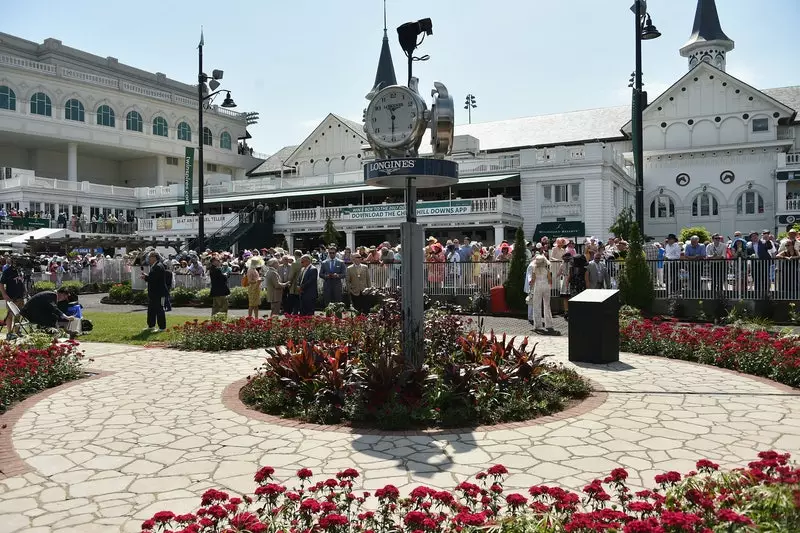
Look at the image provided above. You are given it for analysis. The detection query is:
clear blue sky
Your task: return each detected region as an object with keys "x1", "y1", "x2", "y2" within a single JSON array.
[{"x1": 3, "y1": 0, "x2": 798, "y2": 154}]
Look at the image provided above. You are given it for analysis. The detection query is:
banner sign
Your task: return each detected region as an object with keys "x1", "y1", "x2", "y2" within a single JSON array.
[
  {"x1": 364, "y1": 158, "x2": 459, "y2": 188},
  {"x1": 340, "y1": 200, "x2": 471, "y2": 220},
  {"x1": 8, "y1": 218, "x2": 49, "y2": 229},
  {"x1": 139, "y1": 214, "x2": 236, "y2": 233},
  {"x1": 532, "y1": 221, "x2": 586, "y2": 242},
  {"x1": 184, "y1": 146, "x2": 195, "y2": 213}
]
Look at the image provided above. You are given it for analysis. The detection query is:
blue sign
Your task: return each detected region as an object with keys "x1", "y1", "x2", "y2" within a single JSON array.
[
  {"x1": 364, "y1": 158, "x2": 459, "y2": 189},
  {"x1": 73, "y1": 248, "x2": 104, "y2": 255}
]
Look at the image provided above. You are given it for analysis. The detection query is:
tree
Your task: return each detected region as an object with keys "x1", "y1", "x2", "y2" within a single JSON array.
[
  {"x1": 320, "y1": 217, "x2": 343, "y2": 248},
  {"x1": 679, "y1": 226, "x2": 711, "y2": 244},
  {"x1": 504, "y1": 227, "x2": 528, "y2": 311},
  {"x1": 609, "y1": 206, "x2": 637, "y2": 242},
  {"x1": 618, "y1": 222, "x2": 654, "y2": 312}
]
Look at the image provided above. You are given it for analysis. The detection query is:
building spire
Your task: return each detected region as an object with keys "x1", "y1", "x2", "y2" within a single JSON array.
[
  {"x1": 366, "y1": 0, "x2": 397, "y2": 99},
  {"x1": 679, "y1": 0, "x2": 734, "y2": 72}
]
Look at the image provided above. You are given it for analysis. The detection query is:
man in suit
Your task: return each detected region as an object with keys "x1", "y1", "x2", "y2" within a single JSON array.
[
  {"x1": 346, "y1": 253, "x2": 371, "y2": 314},
  {"x1": 140, "y1": 251, "x2": 168, "y2": 331},
  {"x1": 319, "y1": 245, "x2": 346, "y2": 307},
  {"x1": 265, "y1": 258, "x2": 289, "y2": 316},
  {"x1": 298, "y1": 254, "x2": 318, "y2": 316},
  {"x1": 287, "y1": 250, "x2": 303, "y2": 314},
  {"x1": 587, "y1": 252, "x2": 610, "y2": 289},
  {"x1": 748, "y1": 230, "x2": 773, "y2": 298}
]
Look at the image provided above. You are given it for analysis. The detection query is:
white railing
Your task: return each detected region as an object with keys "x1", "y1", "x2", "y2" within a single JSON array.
[
  {"x1": 540, "y1": 202, "x2": 582, "y2": 218},
  {"x1": 453, "y1": 156, "x2": 520, "y2": 174},
  {"x1": 787, "y1": 152, "x2": 800, "y2": 166},
  {"x1": 121, "y1": 81, "x2": 172, "y2": 102},
  {"x1": 61, "y1": 68, "x2": 119, "y2": 89},
  {"x1": 787, "y1": 198, "x2": 800, "y2": 211},
  {"x1": 0, "y1": 53, "x2": 58, "y2": 75}
]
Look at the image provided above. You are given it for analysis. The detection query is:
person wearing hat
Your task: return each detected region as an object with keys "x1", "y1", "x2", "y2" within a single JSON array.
[
  {"x1": 706, "y1": 233, "x2": 727, "y2": 293},
  {"x1": 748, "y1": 231, "x2": 773, "y2": 298},
  {"x1": 426, "y1": 241, "x2": 446, "y2": 288},
  {"x1": 245, "y1": 255, "x2": 265, "y2": 318},
  {"x1": 264, "y1": 258, "x2": 289, "y2": 316},
  {"x1": 320, "y1": 245, "x2": 346, "y2": 306},
  {"x1": 286, "y1": 250, "x2": 304, "y2": 314},
  {"x1": 209, "y1": 255, "x2": 231, "y2": 317},
  {"x1": 776, "y1": 229, "x2": 800, "y2": 296},
  {"x1": 664, "y1": 234, "x2": 682, "y2": 295},
  {"x1": 346, "y1": 253, "x2": 371, "y2": 314}
]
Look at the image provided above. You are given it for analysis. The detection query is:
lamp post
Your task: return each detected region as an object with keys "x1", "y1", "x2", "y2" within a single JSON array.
[
  {"x1": 631, "y1": 0, "x2": 660, "y2": 236},
  {"x1": 196, "y1": 32, "x2": 237, "y2": 251},
  {"x1": 464, "y1": 94, "x2": 477, "y2": 124}
]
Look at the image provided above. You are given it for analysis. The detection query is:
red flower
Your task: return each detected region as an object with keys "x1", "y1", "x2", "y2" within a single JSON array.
[
  {"x1": 152, "y1": 511, "x2": 175, "y2": 523},
  {"x1": 297, "y1": 468, "x2": 313, "y2": 479},
  {"x1": 716, "y1": 508, "x2": 753, "y2": 525},
  {"x1": 336, "y1": 468, "x2": 359, "y2": 480},
  {"x1": 487, "y1": 464, "x2": 508, "y2": 476},
  {"x1": 375, "y1": 485, "x2": 400, "y2": 501},
  {"x1": 254, "y1": 466, "x2": 275, "y2": 483},
  {"x1": 695, "y1": 459, "x2": 719, "y2": 472},
  {"x1": 318, "y1": 513, "x2": 349, "y2": 529},
  {"x1": 506, "y1": 493, "x2": 528, "y2": 507}
]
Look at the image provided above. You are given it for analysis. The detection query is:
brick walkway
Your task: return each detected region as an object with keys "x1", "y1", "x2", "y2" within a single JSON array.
[{"x1": 0, "y1": 336, "x2": 798, "y2": 532}]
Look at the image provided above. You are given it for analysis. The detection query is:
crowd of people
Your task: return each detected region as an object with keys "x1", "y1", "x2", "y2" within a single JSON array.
[{"x1": 0, "y1": 207, "x2": 136, "y2": 233}]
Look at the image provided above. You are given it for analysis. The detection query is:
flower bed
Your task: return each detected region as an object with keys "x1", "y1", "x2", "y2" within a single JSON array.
[
  {"x1": 620, "y1": 318, "x2": 800, "y2": 388},
  {"x1": 140, "y1": 451, "x2": 800, "y2": 533},
  {"x1": 0, "y1": 335, "x2": 87, "y2": 413}
]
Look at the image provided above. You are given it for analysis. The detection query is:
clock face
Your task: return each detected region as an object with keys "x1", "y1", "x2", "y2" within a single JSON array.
[{"x1": 365, "y1": 87, "x2": 423, "y2": 149}]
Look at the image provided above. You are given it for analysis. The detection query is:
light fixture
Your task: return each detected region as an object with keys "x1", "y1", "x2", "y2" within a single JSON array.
[
  {"x1": 221, "y1": 92, "x2": 237, "y2": 108},
  {"x1": 212, "y1": 69, "x2": 224, "y2": 80},
  {"x1": 209, "y1": 79, "x2": 220, "y2": 91},
  {"x1": 641, "y1": 14, "x2": 661, "y2": 40}
]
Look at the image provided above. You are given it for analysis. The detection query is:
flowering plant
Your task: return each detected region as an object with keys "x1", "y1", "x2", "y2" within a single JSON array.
[
  {"x1": 620, "y1": 318, "x2": 800, "y2": 387},
  {"x1": 0, "y1": 334, "x2": 87, "y2": 412},
  {"x1": 140, "y1": 451, "x2": 800, "y2": 533}
]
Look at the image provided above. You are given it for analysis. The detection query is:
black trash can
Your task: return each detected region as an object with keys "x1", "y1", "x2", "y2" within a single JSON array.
[{"x1": 568, "y1": 289, "x2": 619, "y2": 364}]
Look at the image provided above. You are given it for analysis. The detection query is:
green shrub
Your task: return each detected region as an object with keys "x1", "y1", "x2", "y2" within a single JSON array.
[
  {"x1": 227, "y1": 286, "x2": 250, "y2": 308},
  {"x1": 108, "y1": 283, "x2": 133, "y2": 302},
  {"x1": 503, "y1": 227, "x2": 527, "y2": 311},
  {"x1": 618, "y1": 222, "x2": 654, "y2": 312},
  {"x1": 679, "y1": 225, "x2": 711, "y2": 244},
  {"x1": 81, "y1": 282, "x2": 99, "y2": 294},
  {"x1": 60, "y1": 280, "x2": 84, "y2": 297},
  {"x1": 195, "y1": 288, "x2": 212, "y2": 307},
  {"x1": 97, "y1": 281, "x2": 119, "y2": 292},
  {"x1": 170, "y1": 287, "x2": 197, "y2": 306},
  {"x1": 32, "y1": 281, "x2": 56, "y2": 294},
  {"x1": 609, "y1": 205, "x2": 637, "y2": 241},
  {"x1": 132, "y1": 290, "x2": 149, "y2": 305}
]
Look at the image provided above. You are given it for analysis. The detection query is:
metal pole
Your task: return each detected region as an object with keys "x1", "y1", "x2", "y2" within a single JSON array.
[
  {"x1": 634, "y1": 0, "x2": 645, "y2": 236},
  {"x1": 197, "y1": 43, "x2": 205, "y2": 251},
  {"x1": 406, "y1": 177, "x2": 416, "y2": 223}
]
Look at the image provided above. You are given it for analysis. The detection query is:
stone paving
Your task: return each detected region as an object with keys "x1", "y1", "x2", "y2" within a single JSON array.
[{"x1": 0, "y1": 338, "x2": 799, "y2": 532}]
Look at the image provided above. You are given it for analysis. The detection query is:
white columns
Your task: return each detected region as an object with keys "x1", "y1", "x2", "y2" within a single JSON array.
[
  {"x1": 156, "y1": 156, "x2": 166, "y2": 186},
  {"x1": 284, "y1": 233, "x2": 294, "y2": 254},
  {"x1": 494, "y1": 224, "x2": 505, "y2": 246},
  {"x1": 345, "y1": 230, "x2": 355, "y2": 250},
  {"x1": 777, "y1": 181, "x2": 788, "y2": 212},
  {"x1": 67, "y1": 143, "x2": 78, "y2": 182}
]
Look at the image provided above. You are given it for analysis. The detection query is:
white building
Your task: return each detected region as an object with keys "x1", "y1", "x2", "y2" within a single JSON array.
[{"x1": 1, "y1": 0, "x2": 798, "y2": 251}]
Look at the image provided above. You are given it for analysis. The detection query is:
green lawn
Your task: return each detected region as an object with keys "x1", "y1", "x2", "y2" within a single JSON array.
[{"x1": 80, "y1": 312, "x2": 200, "y2": 345}]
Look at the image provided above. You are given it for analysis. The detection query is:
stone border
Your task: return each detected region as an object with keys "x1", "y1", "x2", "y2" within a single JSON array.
[
  {"x1": 0, "y1": 369, "x2": 113, "y2": 480},
  {"x1": 221, "y1": 377, "x2": 608, "y2": 436}
]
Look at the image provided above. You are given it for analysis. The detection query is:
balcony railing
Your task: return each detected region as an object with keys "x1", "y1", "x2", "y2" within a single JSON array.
[
  {"x1": 787, "y1": 198, "x2": 800, "y2": 211},
  {"x1": 1, "y1": 174, "x2": 136, "y2": 198},
  {"x1": 787, "y1": 152, "x2": 800, "y2": 166},
  {"x1": 540, "y1": 202, "x2": 582, "y2": 218}
]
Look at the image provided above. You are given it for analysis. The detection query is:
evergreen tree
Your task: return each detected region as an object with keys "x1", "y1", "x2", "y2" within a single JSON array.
[
  {"x1": 618, "y1": 221, "x2": 654, "y2": 311},
  {"x1": 609, "y1": 206, "x2": 637, "y2": 242},
  {"x1": 320, "y1": 217, "x2": 343, "y2": 248},
  {"x1": 504, "y1": 227, "x2": 528, "y2": 311}
]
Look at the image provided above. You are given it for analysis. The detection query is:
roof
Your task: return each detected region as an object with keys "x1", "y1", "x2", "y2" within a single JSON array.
[
  {"x1": 764, "y1": 86, "x2": 800, "y2": 118},
  {"x1": 420, "y1": 106, "x2": 632, "y2": 152},
  {"x1": 332, "y1": 114, "x2": 365, "y2": 135},
  {"x1": 248, "y1": 145, "x2": 298, "y2": 175},
  {"x1": 682, "y1": 0, "x2": 733, "y2": 49},
  {"x1": 371, "y1": 31, "x2": 397, "y2": 93}
]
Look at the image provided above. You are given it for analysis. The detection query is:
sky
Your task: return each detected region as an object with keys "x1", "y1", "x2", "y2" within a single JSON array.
[{"x1": 3, "y1": 0, "x2": 798, "y2": 155}]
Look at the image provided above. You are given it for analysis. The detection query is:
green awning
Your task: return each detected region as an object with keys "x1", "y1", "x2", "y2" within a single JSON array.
[{"x1": 532, "y1": 221, "x2": 586, "y2": 242}]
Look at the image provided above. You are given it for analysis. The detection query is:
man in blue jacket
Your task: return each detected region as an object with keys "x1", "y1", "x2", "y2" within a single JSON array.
[
  {"x1": 747, "y1": 230, "x2": 773, "y2": 299},
  {"x1": 298, "y1": 255, "x2": 318, "y2": 316},
  {"x1": 319, "y1": 246, "x2": 345, "y2": 306}
]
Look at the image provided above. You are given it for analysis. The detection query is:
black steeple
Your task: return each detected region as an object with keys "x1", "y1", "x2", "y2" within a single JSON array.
[
  {"x1": 684, "y1": 0, "x2": 732, "y2": 46},
  {"x1": 367, "y1": 1, "x2": 397, "y2": 99}
]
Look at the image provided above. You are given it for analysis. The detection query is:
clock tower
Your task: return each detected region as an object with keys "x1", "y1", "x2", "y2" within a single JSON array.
[{"x1": 679, "y1": 0, "x2": 734, "y2": 72}]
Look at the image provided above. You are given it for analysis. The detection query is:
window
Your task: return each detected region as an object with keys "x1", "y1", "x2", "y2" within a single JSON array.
[
  {"x1": 542, "y1": 183, "x2": 580, "y2": 203},
  {"x1": 202, "y1": 127, "x2": 212, "y2": 146},
  {"x1": 623, "y1": 189, "x2": 631, "y2": 208},
  {"x1": 97, "y1": 105, "x2": 115, "y2": 127},
  {"x1": 0, "y1": 86, "x2": 16, "y2": 111},
  {"x1": 220, "y1": 131, "x2": 232, "y2": 150},
  {"x1": 737, "y1": 191, "x2": 764, "y2": 215},
  {"x1": 126, "y1": 111, "x2": 143, "y2": 132},
  {"x1": 153, "y1": 116, "x2": 168, "y2": 137},
  {"x1": 752, "y1": 118, "x2": 769, "y2": 133},
  {"x1": 206, "y1": 163, "x2": 218, "y2": 172},
  {"x1": 692, "y1": 192, "x2": 719, "y2": 217},
  {"x1": 65, "y1": 99, "x2": 84, "y2": 122},
  {"x1": 166, "y1": 156, "x2": 179, "y2": 166},
  {"x1": 29, "y1": 92, "x2": 52, "y2": 116},
  {"x1": 177, "y1": 122, "x2": 191, "y2": 141},
  {"x1": 649, "y1": 196, "x2": 675, "y2": 219},
  {"x1": 613, "y1": 185, "x2": 619, "y2": 207}
]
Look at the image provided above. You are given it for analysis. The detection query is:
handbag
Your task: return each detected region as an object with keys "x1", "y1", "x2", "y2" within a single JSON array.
[{"x1": 242, "y1": 274, "x2": 249, "y2": 287}]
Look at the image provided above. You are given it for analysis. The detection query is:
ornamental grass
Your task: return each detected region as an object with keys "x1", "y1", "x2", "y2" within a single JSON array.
[
  {"x1": 619, "y1": 317, "x2": 800, "y2": 388},
  {"x1": 139, "y1": 451, "x2": 800, "y2": 533}
]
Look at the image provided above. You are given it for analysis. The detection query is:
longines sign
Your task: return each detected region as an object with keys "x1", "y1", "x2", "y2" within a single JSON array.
[
  {"x1": 364, "y1": 158, "x2": 459, "y2": 188},
  {"x1": 341, "y1": 200, "x2": 471, "y2": 220}
]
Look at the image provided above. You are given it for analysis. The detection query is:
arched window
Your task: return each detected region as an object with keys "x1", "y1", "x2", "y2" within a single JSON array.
[
  {"x1": 177, "y1": 121, "x2": 191, "y2": 141},
  {"x1": 65, "y1": 99, "x2": 84, "y2": 122},
  {"x1": 692, "y1": 192, "x2": 719, "y2": 217},
  {"x1": 220, "y1": 131, "x2": 232, "y2": 150},
  {"x1": 202, "y1": 127, "x2": 212, "y2": 146},
  {"x1": 152, "y1": 116, "x2": 168, "y2": 137},
  {"x1": 737, "y1": 191, "x2": 765, "y2": 215},
  {"x1": 649, "y1": 196, "x2": 675, "y2": 219},
  {"x1": 0, "y1": 86, "x2": 16, "y2": 111},
  {"x1": 126, "y1": 110, "x2": 143, "y2": 132},
  {"x1": 30, "y1": 92, "x2": 52, "y2": 116},
  {"x1": 97, "y1": 105, "x2": 115, "y2": 127}
]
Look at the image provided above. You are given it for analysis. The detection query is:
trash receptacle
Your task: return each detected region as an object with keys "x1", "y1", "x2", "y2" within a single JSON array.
[
  {"x1": 568, "y1": 289, "x2": 619, "y2": 364},
  {"x1": 490, "y1": 286, "x2": 511, "y2": 314}
]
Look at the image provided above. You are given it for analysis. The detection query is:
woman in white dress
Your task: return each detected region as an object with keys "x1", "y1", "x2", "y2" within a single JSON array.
[{"x1": 529, "y1": 254, "x2": 554, "y2": 332}]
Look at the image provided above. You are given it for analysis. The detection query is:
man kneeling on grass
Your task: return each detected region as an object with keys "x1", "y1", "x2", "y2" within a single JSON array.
[{"x1": 21, "y1": 287, "x2": 77, "y2": 332}]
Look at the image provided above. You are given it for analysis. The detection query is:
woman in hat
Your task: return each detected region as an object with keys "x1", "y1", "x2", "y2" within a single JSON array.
[
  {"x1": 426, "y1": 241, "x2": 445, "y2": 288},
  {"x1": 245, "y1": 255, "x2": 265, "y2": 318}
]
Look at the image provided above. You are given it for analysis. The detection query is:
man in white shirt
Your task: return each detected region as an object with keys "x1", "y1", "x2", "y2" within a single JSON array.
[
  {"x1": 664, "y1": 233, "x2": 682, "y2": 295},
  {"x1": 706, "y1": 233, "x2": 727, "y2": 292}
]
